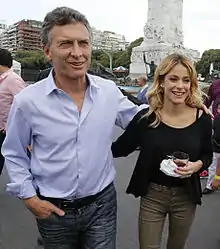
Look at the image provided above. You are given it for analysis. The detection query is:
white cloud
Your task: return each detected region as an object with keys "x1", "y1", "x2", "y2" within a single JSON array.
[{"x1": 1, "y1": 0, "x2": 220, "y2": 54}]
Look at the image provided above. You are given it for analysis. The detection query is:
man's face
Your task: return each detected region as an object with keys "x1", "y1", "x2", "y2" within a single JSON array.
[
  {"x1": 44, "y1": 22, "x2": 92, "y2": 80},
  {"x1": 137, "y1": 78, "x2": 145, "y2": 87}
]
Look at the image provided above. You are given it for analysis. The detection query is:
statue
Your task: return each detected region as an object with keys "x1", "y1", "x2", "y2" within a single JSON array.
[{"x1": 129, "y1": 0, "x2": 200, "y2": 79}]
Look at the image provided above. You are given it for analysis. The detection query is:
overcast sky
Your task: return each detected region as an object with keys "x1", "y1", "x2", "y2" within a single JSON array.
[{"x1": 1, "y1": 0, "x2": 220, "y2": 54}]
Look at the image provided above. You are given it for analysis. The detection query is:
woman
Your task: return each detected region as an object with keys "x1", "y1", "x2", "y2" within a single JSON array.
[{"x1": 112, "y1": 53, "x2": 213, "y2": 249}]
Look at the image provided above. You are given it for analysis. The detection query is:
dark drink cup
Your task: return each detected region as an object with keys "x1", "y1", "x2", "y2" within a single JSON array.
[{"x1": 172, "y1": 151, "x2": 189, "y2": 167}]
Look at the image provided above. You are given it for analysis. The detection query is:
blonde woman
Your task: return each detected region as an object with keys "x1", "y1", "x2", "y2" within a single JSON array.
[{"x1": 112, "y1": 53, "x2": 213, "y2": 249}]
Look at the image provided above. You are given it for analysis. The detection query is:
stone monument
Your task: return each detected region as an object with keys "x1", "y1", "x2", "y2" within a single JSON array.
[{"x1": 129, "y1": 0, "x2": 200, "y2": 79}]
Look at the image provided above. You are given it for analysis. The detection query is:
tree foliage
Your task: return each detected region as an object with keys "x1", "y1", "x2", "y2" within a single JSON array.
[
  {"x1": 196, "y1": 49, "x2": 220, "y2": 78},
  {"x1": 91, "y1": 37, "x2": 143, "y2": 69},
  {"x1": 14, "y1": 50, "x2": 50, "y2": 70}
]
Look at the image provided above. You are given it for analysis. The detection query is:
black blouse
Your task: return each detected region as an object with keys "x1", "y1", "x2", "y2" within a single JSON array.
[{"x1": 112, "y1": 108, "x2": 213, "y2": 205}]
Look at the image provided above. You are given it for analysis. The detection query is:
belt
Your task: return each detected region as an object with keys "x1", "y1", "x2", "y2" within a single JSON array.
[{"x1": 38, "y1": 183, "x2": 112, "y2": 209}]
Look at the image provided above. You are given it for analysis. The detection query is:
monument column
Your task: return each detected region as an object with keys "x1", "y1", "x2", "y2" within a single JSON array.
[
  {"x1": 129, "y1": 0, "x2": 199, "y2": 79},
  {"x1": 144, "y1": 0, "x2": 183, "y2": 46}
]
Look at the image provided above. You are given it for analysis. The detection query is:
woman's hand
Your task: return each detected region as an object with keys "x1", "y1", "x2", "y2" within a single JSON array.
[{"x1": 175, "y1": 160, "x2": 203, "y2": 178}]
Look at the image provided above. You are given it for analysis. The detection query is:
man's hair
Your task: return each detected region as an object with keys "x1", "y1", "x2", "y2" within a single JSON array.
[
  {"x1": 41, "y1": 7, "x2": 92, "y2": 46},
  {"x1": 138, "y1": 75, "x2": 147, "y2": 84},
  {"x1": 0, "y1": 48, "x2": 13, "y2": 68}
]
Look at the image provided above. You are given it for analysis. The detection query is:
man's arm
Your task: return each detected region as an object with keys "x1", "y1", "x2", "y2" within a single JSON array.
[
  {"x1": 204, "y1": 84, "x2": 214, "y2": 108},
  {"x1": 115, "y1": 86, "x2": 148, "y2": 129},
  {"x1": 1, "y1": 98, "x2": 35, "y2": 198},
  {"x1": 2, "y1": 98, "x2": 65, "y2": 218}
]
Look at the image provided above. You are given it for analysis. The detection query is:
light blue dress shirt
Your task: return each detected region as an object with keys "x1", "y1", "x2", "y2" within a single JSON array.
[{"x1": 2, "y1": 72, "x2": 147, "y2": 199}]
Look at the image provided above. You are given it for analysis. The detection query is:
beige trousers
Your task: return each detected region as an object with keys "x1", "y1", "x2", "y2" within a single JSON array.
[{"x1": 139, "y1": 183, "x2": 196, "y2": 249}]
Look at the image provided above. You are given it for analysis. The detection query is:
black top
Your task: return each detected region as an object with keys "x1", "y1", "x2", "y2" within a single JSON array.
[
  {"x1": 112, "y1": 108, "x2": 213, "y2": 205},
  {"x1": 213, "y1": 115, "x2": 220, "y2": 153}
]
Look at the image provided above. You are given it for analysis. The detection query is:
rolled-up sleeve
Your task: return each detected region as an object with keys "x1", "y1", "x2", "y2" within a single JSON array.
[
  {"x1": 8, "y1": 78, "x2": 25, "y2": 96},
  {"x1": 1, "y1": 98, "x2": 36, "y2": 199},
  {"x1": 115, "y1": 87, "x2": 148, "y2": 129}
]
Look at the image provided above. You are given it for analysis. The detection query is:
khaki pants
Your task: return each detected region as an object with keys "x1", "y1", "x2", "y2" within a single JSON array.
[{"x1": 139, "y1": 183, "x2": 196, "y2": 249}]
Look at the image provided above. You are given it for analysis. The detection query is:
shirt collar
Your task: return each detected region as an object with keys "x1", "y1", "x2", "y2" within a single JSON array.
[
  {"x1": 45, "y1": 69, "x2": 100, "y2": 96},
  {"x1": 0, "y1": 69, "x2": 12, "y2": 83},
  {"x1": 142, "y1": 84, "x2": 148, "y2": 90}
]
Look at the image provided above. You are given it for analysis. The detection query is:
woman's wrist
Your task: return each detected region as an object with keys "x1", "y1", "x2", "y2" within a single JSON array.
[{"x1": 191, "y1": 160, "x2": 203, "y2": 173}]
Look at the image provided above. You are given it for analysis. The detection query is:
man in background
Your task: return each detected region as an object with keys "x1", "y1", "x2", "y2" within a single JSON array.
[
  {"x1": 137, "y1": 75, "x2": 148, "y2": 104},
  {"x1": 205, "y1": 78, "x2": 220, "y2": 117},
  {"x1": 0, "y1": 48, "x2": 25, "y2": 175}
]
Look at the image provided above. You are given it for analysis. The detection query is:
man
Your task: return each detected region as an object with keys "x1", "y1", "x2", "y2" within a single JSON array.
[
  {"x1": 2, "y1": 7, "x2": 146, "y2": 249},
  {"x1": 0, "y1": 48, "x2": 25, "y2": 175},
  {"x1": 203, "y1": 102, "x2": 220, "y2": 194},
  {"x1": 205, "y1": 78, "x2": 220, "y2": 117},
  {"x1": 137, "y1": 75, "x2": 148, "y2": 104},
  {"x1": 201, "y1": 80, "x2": 220, "y2": 181}
]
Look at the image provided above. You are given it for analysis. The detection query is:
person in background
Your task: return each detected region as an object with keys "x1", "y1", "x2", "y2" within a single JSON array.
[
  {"x1": 205, "y1": 78, "x2": 220, "y2": 117},
  {"x1": 137, "y1": 75, "x2": 148, "y2": 104},
  {"x1": 200, "y1": 80, "x2": 220, "y2": 179},
  {"x1": 0, "y1": 48, "x2": 25, "y2": 175},
  {"x1": 203, "y1": 101, "x2": 220, "y2": 194},
  {"x1": 112, "y1": 53, "x2": 213, "y2": 249},
  {"x1": 211, "y1": 156, "x2": 220, "y2": 189}
]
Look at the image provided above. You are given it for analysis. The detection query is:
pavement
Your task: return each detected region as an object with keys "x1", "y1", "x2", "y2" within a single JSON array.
[{"x1": 1, "y1": 127, "x2": 220, "y2": 249}]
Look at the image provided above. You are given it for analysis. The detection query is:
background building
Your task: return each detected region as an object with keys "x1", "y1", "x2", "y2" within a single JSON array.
[
  {"x1": 92, "y1": 27, "x2": 129, "y2": 51},
  {"x1": 0, "y1": 20, "x2": 42, "y2": 55},
  {"x1": 0, "y1": 21, "x2": 7, "y2": 34},
  {"x1": 0, "y1": 20, "x2": 129, "y2": 55}
]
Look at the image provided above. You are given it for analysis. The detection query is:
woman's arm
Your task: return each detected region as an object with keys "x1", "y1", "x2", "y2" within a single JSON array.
[
  {"x1": 112, "y1": 108, "x2": 148, "y2": 158},
  {"x1": 175, "y1": 114, "x2": 213, "y2": 177}
]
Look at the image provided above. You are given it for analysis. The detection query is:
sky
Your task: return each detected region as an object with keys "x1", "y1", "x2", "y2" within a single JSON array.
[{"x1": 1, "y1": 0, "x2": 220, "y2": 54}]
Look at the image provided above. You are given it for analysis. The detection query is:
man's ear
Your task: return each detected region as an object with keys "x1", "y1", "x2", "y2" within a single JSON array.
[{"x1": 43, "y1": 45, "x2": 52, "y2": 61}]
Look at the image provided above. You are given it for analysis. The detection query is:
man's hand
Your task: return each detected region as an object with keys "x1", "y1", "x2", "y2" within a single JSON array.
[
  {"x1": 211, "y1": 179, "x2": 220, "y2": 189},
  {"x1": 24, "y1": 196, "x2": 65, "y2": 219},
  {"x1": 175, "y1": 161, "x2": 202, "y2": 178},
  {"x1": 201, "y1": 104, "x2": 214, "y2": 118}
]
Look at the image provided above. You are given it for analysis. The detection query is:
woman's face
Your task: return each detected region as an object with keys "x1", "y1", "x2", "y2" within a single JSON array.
[{"x1": 162, "y1": 63, "x2": 191, "y2": 105}]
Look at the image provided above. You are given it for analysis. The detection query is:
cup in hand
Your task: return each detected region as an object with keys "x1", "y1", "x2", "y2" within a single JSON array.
[{"x1": 172, "y1": 151, "x2": 189, "y2": 167}]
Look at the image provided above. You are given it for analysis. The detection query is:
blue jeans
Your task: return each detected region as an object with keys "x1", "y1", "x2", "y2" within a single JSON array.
[{"x1": 36, "y1": 183, "x2": 117, "y2": 249}]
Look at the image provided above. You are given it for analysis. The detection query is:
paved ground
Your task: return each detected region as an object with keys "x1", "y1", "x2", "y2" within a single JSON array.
[{"x1": 1, "y1": 127, "x2": 220, "y2": 249}]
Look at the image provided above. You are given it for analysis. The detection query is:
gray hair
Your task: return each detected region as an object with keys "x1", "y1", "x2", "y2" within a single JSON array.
[
  {"x1": 41, "y1": 7, "x2": 92, "y2": 46},
  {"x1": 137, "y1": 75, "x2": 148, "y2": 83}
]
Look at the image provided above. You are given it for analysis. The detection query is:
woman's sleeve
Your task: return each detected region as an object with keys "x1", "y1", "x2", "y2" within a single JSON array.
[
  {"x1": 198, "y1": 114, "x2": 213, "y2": 172},
  {"x1": 112, "y1": 108, "x2": 148, "y2": 158}
]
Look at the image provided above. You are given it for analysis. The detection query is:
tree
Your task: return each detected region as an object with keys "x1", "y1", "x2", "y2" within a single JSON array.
[
  {"x1": 196, "y1": 49, "x2": 220, "y2": 79},
  {"x1": 15, "y1": 50, "x2": 50, "y2": 70},
  {"x1": 90, "y1": 37, "x2": 144, "y2": 70},
  {"x1": 127, "y1": 37, "x2": 144, "y2": 57}
]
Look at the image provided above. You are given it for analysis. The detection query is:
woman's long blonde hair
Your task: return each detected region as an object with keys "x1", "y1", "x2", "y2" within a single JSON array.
[{"x1": 146, "y1": 53, "x2": 204, "y2": 127}]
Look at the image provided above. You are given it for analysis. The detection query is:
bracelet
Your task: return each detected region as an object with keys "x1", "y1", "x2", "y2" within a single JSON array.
[{"x1": 214, "y1": 175, "x2": 220, "y2": 180}]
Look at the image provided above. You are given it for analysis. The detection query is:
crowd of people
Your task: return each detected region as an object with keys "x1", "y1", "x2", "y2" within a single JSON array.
[{"x1": 0, "y1": 6, "x2": 220, "y2": 249}]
